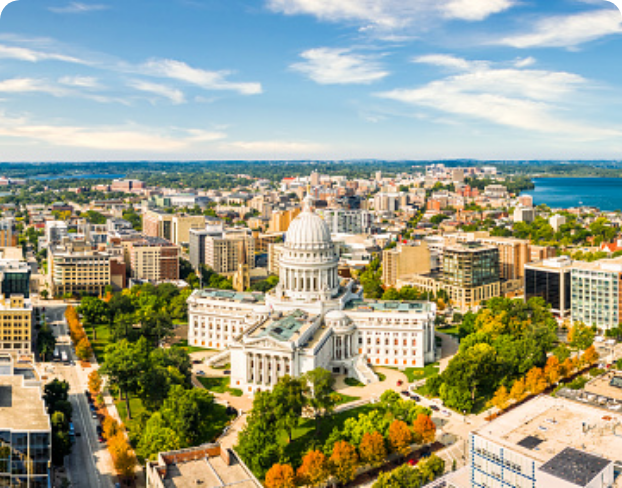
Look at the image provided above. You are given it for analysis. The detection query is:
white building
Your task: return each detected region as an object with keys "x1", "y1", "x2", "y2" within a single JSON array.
[
  {"x1": 316, "y1": 209, "x2": 374, "y2": 235},
  {"x1": 513, "y1": 206, "x2": 535, "y2": 223},
  {"x1": 188, "y1": 196, "x2": 437, "y2": 395},
  {"x1": 469, "y1": 395, "x2": 620, "y2": 488},
  {"x1": 549, "y1": 214, "x2": 566, "y2": 232}
]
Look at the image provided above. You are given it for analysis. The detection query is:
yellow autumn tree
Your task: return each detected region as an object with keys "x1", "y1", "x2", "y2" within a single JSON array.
[
  {"x1": 359, "y1": 431, "x2": 387, "y2": 468},
  {"x1": 265, "y1": 464, "x2": 296, "y2": 488},
  {"x1": 544, "y1": 356, "x2": 561, "y2": 386},
  {"x1": 388, "y1": 419, "x2": 413, "y2": 458},
  {"x1": 509, "y1": 378, "x2": 526, "y2": 402},
  {"x1": 412, "y1": 414, "x2": 436, "y2": 445},
  {"x1": 330, "y1": 441, "x2": 359, "y2": 485},
  {"x1": 491, "y1": 385, "x2": 510, "y2": 411},
  {"x1": 525, "y1": 367, "x2": 547, "y2": 395},
  {"x1": 297, "y1": 450, "x2": 329, "y2": 488}
]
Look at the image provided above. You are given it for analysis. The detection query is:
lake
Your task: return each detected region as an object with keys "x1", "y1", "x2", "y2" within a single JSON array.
[{"x1": 523, "y1": 178, "x2": 622, "y2": 211}]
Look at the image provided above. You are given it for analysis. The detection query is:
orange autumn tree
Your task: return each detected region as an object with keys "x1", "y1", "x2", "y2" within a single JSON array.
[
  {"x1": 330, "y1": 441, "x2": 359, "y2": 485},
  {"x1": 88, "y1": 370, "x2": 102, "y2": 395},
  {"x1": 525, "y1": 367, "x2": 547, "y2": 395},
  {"x1": 509, "y1": 378, "x2": 526, "y2": 402},
  {"x1": 388, "y1": 419, "x2": 413, "y2": 458},
  {"x1": 412, "y1": 414, "x2": 436, "y2": 445},
  {"x1": 359, "y1": 431, "x2": 387, "y2": 468},
  {"x1": 544, "y1": 356, "x2": 561, "y2": 386},
  {"x1": 582, "y1": 345, "x2": 599, "y2": 365},
  {"x1": 491, "y1": 385, "x2": 510, "y2": 411},
  {"x1": 265, "y1": 463, "x2": 296, "y2": 488},
  {"x1": 108, "y1": 433, "x2": 137, "y2": 479},
  {"x1": 297, "y1": 450, "x2": 329, "y2": 488}
]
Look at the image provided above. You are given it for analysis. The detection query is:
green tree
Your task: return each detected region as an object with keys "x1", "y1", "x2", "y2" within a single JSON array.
[
  {"x1": 569, "y1": 322, "x2": 595, "y2": 350},
  {"x1": 373, "y1": 464, "x2": 424, "y2": 488},
  {"x1": 36, "y1": 323, "x2": 56, "y2": 361},
  {"x1": 304, "y1": 368, "x2": 336, "y2": 432},
  {"x1": 51, "y1": 412, "x2": 72, "y2": 466},
  {"x1": 137, "y1": 412, "x2": 183, "y2": 460},
  {"x1": 159, "y1": 385, "x2": 217, "y2": 446},
  {"x1": 272, "y1": 375, "x2": 306, "y2": 443}
]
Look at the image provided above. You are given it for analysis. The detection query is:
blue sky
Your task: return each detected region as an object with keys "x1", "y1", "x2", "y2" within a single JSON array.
[{"x1": 0, "y1": 0, "x2": 620, "y2": 161}]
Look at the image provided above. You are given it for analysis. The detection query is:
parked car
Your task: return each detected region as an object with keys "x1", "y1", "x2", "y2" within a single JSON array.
[
  {"x1": 430, "y1": 405, "x2": 440, "y2": 412},
  {"x1": 408, "y1": 458, "x2": 419, "y2": 466},
  {"x1": 396, "y1": 380, "x2": 403, "y2": 386},
  {"x1": 412, "y1": 395, "x2": 421, "y2": 401},
  {"x1": 96, "y1": 426, "x2": 103, "y2": 435},
  {"x1": 400, "y1": 390, "x2": 410, "y2": 397},
  {"x1": 223, "y1": 370, "x2": 231, "y2": 375},
  {"x1": 98, "y1": 435, "x2": 105, "y2": 443},
  {"x1": 196, "y1": 370, "x2": 205, "y2": 376},
  {"x1": 192, "y1": 360, "x2": 202, "y2": 364}
]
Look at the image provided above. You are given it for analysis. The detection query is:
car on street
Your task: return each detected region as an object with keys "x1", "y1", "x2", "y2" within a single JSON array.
[
  {"x1": 91, "y1": 411, "x2": 98, "y2": 419},
  {"x1": 196, "y1": 370, "x2": 205, "y2": 375},
  {"x1": 400, "y1": 390, "x2": 410, "y2": 397},
  {"x1": 408, "y1": 459, "x2": 419, "y2": 466},
  {"x1": 98, "y1": 435, "x2": 105, "y2": 443},
  {"x1": 192, "y1": 360, "x2": 202, "y2": 364},
  {"x1": 396, "y1": 380, "x2": 403, "y2": 386},
  {"x1": 412, "y1": 395, "x2": 421, "y2": 401},
  {"x1": 442, "y1": 410, "x2": 451, "y2": 417},
  {"x1": 430, "y1": 405, "x2": 440, "y2": 412},
  {"x1": 223, "y1": 370, "x2": 231, "y2": 375}
]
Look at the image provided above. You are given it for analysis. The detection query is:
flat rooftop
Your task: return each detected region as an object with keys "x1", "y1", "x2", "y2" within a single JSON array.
[
  {"x1": 250, "y1": 309, "x2": 319, "y2": 345},
  {"x1": 191, "y1": 289, "x2": 265, "y2": 305},
  {"x1": 0, "y1": 375, "x2": 50, "y2": 432},
  {"x1": 345, "y1": 299, "x2": 434, "y2": 314},
  {"x1": 474, "y1": 395, "x2": 622, "y2": 465},
  {"x1": 539, "y1": 447, "x2": 611, "y2": 487},
  {"x1": 585, "y1": 371, "x2": 622, "y2": 403},
  {"x1": 163, "y1": 456, "x2": 260, "y2": 488}
]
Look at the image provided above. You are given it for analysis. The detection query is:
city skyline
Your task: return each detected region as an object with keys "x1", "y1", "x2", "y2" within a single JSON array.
[{"x1": 0, "y1": 0, "x2": 621, "y2": 161}]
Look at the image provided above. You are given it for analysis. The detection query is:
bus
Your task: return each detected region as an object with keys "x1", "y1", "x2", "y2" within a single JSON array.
[{"x1": 53, "y1": 348, "x2": 60, "y2": 362}]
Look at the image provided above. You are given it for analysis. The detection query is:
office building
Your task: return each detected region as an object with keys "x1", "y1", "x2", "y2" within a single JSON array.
[
  {"x1": 0, "y1": 295, "x2": 32, "y2": 355},
  {"x1": 127, "y1": 236, "x2": 180, "y2": 282},
  {"x1": 44, "y1": 221, "x2": 68, "y2": 247},
  {"x1": 571, "y1": 257, "x2": 622, "y2": 330},
  {"x1": 145, "y1": 443, "x2": 261, "y2": 488},
  {"x1": 316, "y1": 209, "x2": 374, "y2": 235},
  {"x1": 382, "y1": 243, "x2": 432, "y2": 287},
  {"x1": 470, "y1": 395, "x2": 619, "y2": 488},
  {"x1": 267, "y1": 208, "x2": 301, "y2": 233},
  {"x1": 549, "y1": 214, "x2": 567, "y2": 232},
  {"x1": 0, "y1": 260, "x2": 31, "y2": 299},
  {"x1": 373, "y1": 192, "x2": 408, "y2": 213},
  {"x1": 189, "y1": 227, "x2": 254, "y2": 275},
  {"x1": 0, "y1": 219, "x2": 17, "y2": 248},
  {"x1": 513, "y1": 206, "x2": 536, "y2": 223},
  {"x1": 524, "y1": 256, "x2": 572, "y2": 318},
  {"x1": 0, "y1": 356, "x2": 51, "y2": 488},
  {"x1": 48, "y1": 243, "x2": 111, "y2": 297},
  {"x1": 142, "y1": 209, "x2": 206, "y2": 246}
]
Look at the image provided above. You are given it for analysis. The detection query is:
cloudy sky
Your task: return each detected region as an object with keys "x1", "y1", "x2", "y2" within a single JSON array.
[{"x1": 0, "y1": 0, "x2": 621, "y2": 161}]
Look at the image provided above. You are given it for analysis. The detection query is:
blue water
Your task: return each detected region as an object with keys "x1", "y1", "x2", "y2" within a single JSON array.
[
  {"x1": 32, "y1": 173, "x2": 125, "y2": 181},
  {"x1": 523, "y1": 178, "x2": 622, "y2": 211}
]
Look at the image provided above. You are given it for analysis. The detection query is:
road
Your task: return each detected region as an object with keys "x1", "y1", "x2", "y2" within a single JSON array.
[{"x1": 39, "y1": 303, "x2": 115, "y2": 488}]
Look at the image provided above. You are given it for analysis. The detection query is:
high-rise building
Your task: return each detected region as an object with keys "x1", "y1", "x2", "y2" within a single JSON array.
[
  {"x1": 316, "y1": 209, "x2": 374, "y2": 235},
  {"x1": 0, "y1": 219, "x2": 17, "y2": 248},
  {"x1": 0, "y1": 260, "x2": 31, "y2": 299},
  {"x1": 48, "y1": 243, "x2": 111, "y2": 297},
  {"x1": 524, "y1": 256, "x2": 572, "y2": 318},
  {"x1": 128, "y1": 236, "x2": 180, "y2": 282},
  {"x1": 142, "y1": 209, "x2": 206, "y2": 246},
  {"x1": 549, "y1": 214, "x2": 567, "y2": 232},
  {"x1": 0, "y1": 356, "x2": 51, "y2": 487},
  {"x1": 0, "y1": 295, "x2": 32, "y2": 355},
  {"x1": 382, "y1": 243, "x2": 432, "y2": 287},
  {"x1": 513, "y1": 206, "x2": 536, "y2": 223},
  {"x1": 267, "y1": 208, "x2": 301, "y2": 233},
  {"x1": 188, "y1": 227, "x2": 254, "y2": 275}
]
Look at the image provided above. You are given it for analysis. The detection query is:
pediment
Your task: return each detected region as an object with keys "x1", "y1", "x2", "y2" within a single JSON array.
[{"x1": 244, "y1": 336, "x2": 293, "y2": 352}]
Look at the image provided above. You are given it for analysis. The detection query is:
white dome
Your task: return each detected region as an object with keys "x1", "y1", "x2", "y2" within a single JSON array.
[
  {"x1": 285, "y1": 196, "x2": 332, "y2": 250},
  {"x1": 325, "y1": 310, "x2": 347, "y2": 321}
]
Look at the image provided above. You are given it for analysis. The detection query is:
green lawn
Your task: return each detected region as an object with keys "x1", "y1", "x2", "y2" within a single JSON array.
[
  {"x1": 278, "y1": 404, "x2": 377, "y2": 466},
  {"x1": 198, "y1": 376, "x2": 243, "y2": 397},
  {"x1": 172, "y1": 339, "x2": 215, "y2": 354},
  {"x1": 344, "y1": 377, "x2": 364, "y2": 387},
  {"x1": 332, "y1": 393, "x2": 361, "y2": 405},
  {"x1": 371, "y1": 368, "x2": 386, "y2": 382},
  {"x1": 213, "y1": 363, "x2": 231, "y2": 370},
  {"x1": 404, "y1": 362, "x2": 440, "y2": 383},
  {"x1": 438, "y1": 326, "x2": 461, "y2": 338},
  {"x1": 85, "y1": 323, "x2": 112, "y2": 361},
  {"x1": 114, "y1": 393, "x2": 146, "y2": 424}
]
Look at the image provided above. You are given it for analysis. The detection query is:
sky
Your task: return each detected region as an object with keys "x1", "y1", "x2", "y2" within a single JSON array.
[{"x1": 0, "y1": 0, "x2": 621, "y2": 162}]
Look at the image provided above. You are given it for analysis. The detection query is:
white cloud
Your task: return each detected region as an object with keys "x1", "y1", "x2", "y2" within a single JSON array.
[
  {"x1": 128, "y1": 80, "x2": 186, "y2": 104},
  {"x1": 0, "y1": 78, "x2": 67, "y2": 96},
  {"x1": 498, "y1": 9, "x2": 622, "y2": 48},
  {"x1": 58, "y1": 75, "x2": 100, "y2": 88},
  {"x1": 267, "y1": 0, "x2": 515, "y2": 33},
  {"x1": 49, "y1": 3, "x2": 109, "y2": 14},
  {"x1": 442, "y1": 0, "x2": 514, "y2": 21},
  {"x1": 141, "y1": 59, "x2": 262, "y2": 95},
  {"x1": 513, "y1": 56, "x2": 536, "y2": 68},
  {"x1": 0, "y1": 112, "x2": 226, "y2": 151},
  {"x1": 413, "y1": 54, "x2": 489, "y2": 71},
  {"x1": 0, "y1": 43, "x2": 85, "y2": 63},
  {"x1": 376, "y1": 55, "x2": 620, "y2": 140},
  {"x1": 291, "y1": 48, "x2": 389, "y2": 84},
  {"x1": 223, "y1": 140, "x2": 324, "y2": 153}
]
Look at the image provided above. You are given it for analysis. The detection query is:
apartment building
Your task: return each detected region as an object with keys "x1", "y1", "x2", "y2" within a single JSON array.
[
  {"x1": 252, "y1": 231, "x2": 284, "y2": 253},
  {"x1": 128, "y1": 236, "x2": 180, "y2": 281},
  {"x1": 189, "y1": 224, "x2": 225, "y2": 270},
  {"x1": 44, "y1": 221, "x2": 68, "y2": 247},
  {"x1": 469, "y1": 395, "x2": 619, "y2": 488},
  {"x1": 142, "y1": 209, "x2": 206, "y2": 246},
  {"x1": 48, "y1": 243, "x2": 111, "y2": 297},
  {"x1": 316, "y1": 208, "x2": 374, "y2": 235},
  {"x1": 189, "y1": 227, "x2": 254, "y2": 275},
  {"x1": 268, "y1": 243, "x2": 284, "y2": 276},
  {"x1": 373, "y1": 192, "x2": 408, "y2": 213},
  {"x1": 524, "y1": 256, "x2": 572, "y2": 318},
  {"x1": 0, "y1": 356, "x2": 51, "y2": 487},
  {"x1": 571, "y1": 257, "x2": 622, "y2": 330},
  {"x1": 513, "y1": 206, "x2": 536, "y2": 223},
  {"x1": 382, "y1": 242, "x2": 432, "y2": 287},
  {"x1": 0, "y1": 219, "x2": 17, "y2": 247},
  {"x1": 110, "y1": 178, "x2": 145, "y2": 192},
  {"x1": 0, "y1": 295, "x2": 32, "y2": 355},
  {"x1": 267, "y1": 208, "x2": 301, "y2": 233}
]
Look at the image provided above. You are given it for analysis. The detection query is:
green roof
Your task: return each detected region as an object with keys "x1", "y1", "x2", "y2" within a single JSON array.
[
  {"x1": 195, "y1": 289, "x2": 265, "y2": 304},
  {"x1": 345, "y1": 300, "x2": 432, "y2": 313},
  {"x1": 257, "y1": 310, "x2": 307, "y2": 341}
]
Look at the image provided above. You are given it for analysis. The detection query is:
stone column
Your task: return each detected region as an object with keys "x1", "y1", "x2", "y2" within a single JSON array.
[
  {"x1": 254, "y1": 353, "x2": 260, "y2": 385},
  {"x1": 247, "y1": 353, "x2": 253, "y2": 383}
]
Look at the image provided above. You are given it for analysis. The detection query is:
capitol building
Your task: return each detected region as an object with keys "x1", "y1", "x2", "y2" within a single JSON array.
[{"x1": 187, "y1": 196, "x2": 437, "y2": 395}]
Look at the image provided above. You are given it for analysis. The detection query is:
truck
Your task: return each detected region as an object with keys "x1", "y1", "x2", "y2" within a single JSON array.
[
  {"x1": 53, "y1": 348, "x2": 60, "y2": 361},
  {"x1": 61, "y1": 351, "x2": 68, "y2": 364}
]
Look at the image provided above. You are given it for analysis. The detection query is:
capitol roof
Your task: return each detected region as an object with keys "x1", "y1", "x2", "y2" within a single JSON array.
[
  {"x1": 285, "y1": 195, "x2": 332, "y2": 250},
  {"x1": 191, "y1": 289, "x2": 265, "y2": 304},
  {"x1": 345, "y1": 299, "x2": 434, "y2": 313}
]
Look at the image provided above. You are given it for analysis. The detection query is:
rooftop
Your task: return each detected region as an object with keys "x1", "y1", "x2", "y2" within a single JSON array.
[
  {"x1": 0, "y1": 375, "x2": 50, "y2": 432},
  {"x1": 191, "y1": 289, "x2": 265, "y2": 305},
  {"x1": 474, "y1": 395, "x2": 622, "y2": 466},
  {"x1": 254, "y1": 309, "x2": 310, "y2": 342},
  {"x1": 345, "y1": 299, "x2": 434, "y2": 314},
  {"x1": 539, "y1": 447, "x2": 611, "y2": 487}
]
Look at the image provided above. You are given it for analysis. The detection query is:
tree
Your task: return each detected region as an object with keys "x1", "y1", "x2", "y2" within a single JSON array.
[
  {"x1": 509, "y1": 378, "x2": 526, "y2": 402},
  {"x1": 158, "y1": 386, "x2": 217, "y2": 446},
  {"x1": 359, "y1": 431, "x2": 387, "y2": 468},
  {"x1": 265, "y1": 463, "x2": 296, "y2": 488},
  {"x1": 102, "y1": 416, "x2": 120, "y2": 440},
  {"x1": 271, "y1": 375, "x2": 306, "y2": 443},
  {"x1": 109, "y1": 433, "x2": 137, "y2": 479},
  {"x1": 78, "y1": 296, "x2": 110, "y2": 340},
  {"x1": 568, "y1": 322, "x2": 595, "y2": 350},
  {"x1": 491, "y1": 385, "x2": 510, "y2": 411},
  {"x1": 330, "y1": 440, "x2": 359, "y2": 485},
  {"x1": 388, "y1": 420, "x2": 412, "y2": 458},
  {"x1": 51, "y1": 411, "x2": 72, "y2": 465},
  {"x1": 36, "y1": 323, "x2": 56, "y2": 361},
  {"x1": 137, "y1": 412, "x2": 183, "y2": 460},
  {"x1": 40, "y1": 289, "x2": 49, "y2": 300},
  {"x1": 544, "y1": 356, "x2": 561, "y2": 385},
  {"x1": 412, "y1": 414, "x2": 436, "y2": 444},
  {"x1": 297, "y1": 450, "x2": 329, "y2": 488},
  {"x1": 304, "y1": 368, "x2": 336, "y2": 432},
  {"x1": 525, "y1": 367, "x2": 547, "y2": 395},
  {"x1": 581, "y1": 345, "x2": 599, "y2": 365},
  {"x1": 88, "y1": 370, "x2": 103, "y2": 394},
  {"x1": 419, "y1": 454, "x2": 445, "y2": 483},
  {"x1": 236, "y1": 415, "x2": 281, "y2": 479},
  {"x1": 76, "y1": 337, "x2": 93, "y2": 362},
  {"x1": 373, "y1": 464, "x2": 424, "y2": 488}
]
